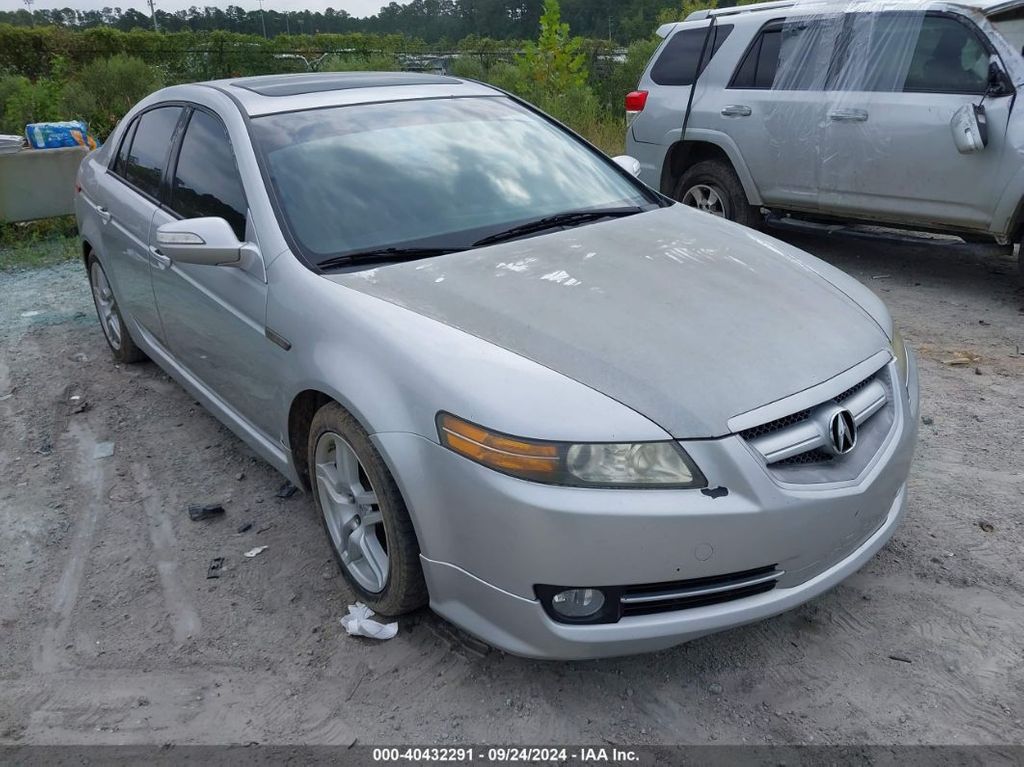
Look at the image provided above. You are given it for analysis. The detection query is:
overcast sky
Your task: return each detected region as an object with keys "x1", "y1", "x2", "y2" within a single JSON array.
[{"x1": 1, "y1": 0, "x2": 386, "y2": 15}]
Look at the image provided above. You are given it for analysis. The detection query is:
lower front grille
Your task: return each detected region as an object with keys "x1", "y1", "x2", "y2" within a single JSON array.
[{"x1": 619, "y1": 565, "x2": 782, "y2": 617}]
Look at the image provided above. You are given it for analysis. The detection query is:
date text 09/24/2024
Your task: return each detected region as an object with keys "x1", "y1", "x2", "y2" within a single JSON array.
[{"x1": 372, "y1": 747, "x2": 640, "y2": 762}]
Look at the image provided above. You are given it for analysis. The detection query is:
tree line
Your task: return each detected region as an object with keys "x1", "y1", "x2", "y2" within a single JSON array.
[{"x1": 0, "y1": 0, "x2": 692, "y2": 44}]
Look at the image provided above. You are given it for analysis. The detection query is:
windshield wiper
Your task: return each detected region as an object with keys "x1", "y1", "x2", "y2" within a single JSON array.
[
  {"x1": 317, "y1": 246, "x2": 462, "y2": 271},
  {"x1": 472, "y1": 207, "x2": 645, "y2": 248}
]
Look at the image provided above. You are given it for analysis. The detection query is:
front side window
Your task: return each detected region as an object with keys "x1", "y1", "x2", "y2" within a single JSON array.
[
  {"x1": 252, "y1": 97, "x2": 656, "y2": 265},
  {"x1": 650, "y1": 24, "x2": 734, "y2": 86},
  {"x1": 171, "y1": 109, "x2": 248, "y2": 240},
  {"x1": 112, "y1": 118, "x2": 138, "y2": 177},
  {"x1": 124, "y1": 106, "x2": 183, "y2": 200},
  {"x1": 903, "y1": 15, "x2": 990, "y2": 93}
]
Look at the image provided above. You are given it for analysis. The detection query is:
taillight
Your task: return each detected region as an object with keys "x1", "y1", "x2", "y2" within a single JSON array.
[{"x1": 625, "y1": 90, "x2": 649, "y2": 115}]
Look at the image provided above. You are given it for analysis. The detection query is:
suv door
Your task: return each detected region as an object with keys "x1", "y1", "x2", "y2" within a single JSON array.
[
  {"x1": 94, "y1": 106, "x2": 184, "y2": 341},
  {"x1": 716, "y1": 14, "x2": 845, "y2": 211},
  {"x1": 819, "y1": 12, "x2": 1011, "y2": 230},
  {"x1": 149, "y1": 106, "x2": 278, "y2": 438}
]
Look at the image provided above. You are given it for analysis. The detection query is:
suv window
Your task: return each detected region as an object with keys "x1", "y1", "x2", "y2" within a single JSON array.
[
  {"x1": 730, "y1": 17, "x2": 842, "y2": 90},
  {"x1": 901, "y1": 15, "x2": 989, "y2": 93},
  {"x1": 170, "y1": 109, "x2": 248, "y2": 240},
  {"x1": 650, "y1": 24, "x2": 734, "y2": 86},
  {"x1": 124, "y1": 107, "x2": 182, "y2": 200}
]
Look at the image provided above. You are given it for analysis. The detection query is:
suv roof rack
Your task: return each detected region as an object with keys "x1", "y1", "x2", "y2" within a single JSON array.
[{"x1": 686, "y1": 0, "x2": 800, "y2": 21}]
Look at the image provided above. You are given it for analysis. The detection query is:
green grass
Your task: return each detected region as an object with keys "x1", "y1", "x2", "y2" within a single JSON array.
[{"x1": 0, "y1": 216, "x2": 80, "y2": 271}]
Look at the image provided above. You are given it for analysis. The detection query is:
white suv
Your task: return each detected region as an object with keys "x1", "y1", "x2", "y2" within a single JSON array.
[{"x1": 626, "y1": 0, "x2": 1024, "y2": 276}]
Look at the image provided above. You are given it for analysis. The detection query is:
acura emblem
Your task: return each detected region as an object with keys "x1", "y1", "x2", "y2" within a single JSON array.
[{"x1": 828, "y1": 409, "x2": 857, "y2": 455}]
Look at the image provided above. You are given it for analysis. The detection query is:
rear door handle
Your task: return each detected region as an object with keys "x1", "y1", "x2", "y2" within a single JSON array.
[
  {"x1": 829, "y1": 109, "x2": 868, "y2": 122},
  {"x1": 96, "y1": 206, "x2": 111, "y2": 224},
  {"x1": 721, "y1": 105, "x2": 752, "y2": 117},
  {"x1": 148, "y1": 246, "x2": 172, "y2": 270}
]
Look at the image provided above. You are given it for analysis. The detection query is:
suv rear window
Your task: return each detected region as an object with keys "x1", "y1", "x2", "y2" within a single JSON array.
[{"x1": 650, "y1": 24, "x2": 734, "y2": 86}]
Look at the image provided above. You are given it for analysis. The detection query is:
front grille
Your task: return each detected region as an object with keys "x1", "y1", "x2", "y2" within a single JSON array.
[
  {"x1": 740, "y1": 410, "x2": 811, "y2": 441},
  {"x1": 619, "y1": 565, "x2": 781, "y2": 617},
  {"x1": 836, "y1": 375, "x2": 874, "y2": 403}
]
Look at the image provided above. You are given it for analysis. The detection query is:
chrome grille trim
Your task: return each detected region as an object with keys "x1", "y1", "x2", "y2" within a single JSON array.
[
  {"x1": 620, "y1": 569, "x2": 785, "y2": 605},
  {"x1": 744, "y1": 377, "x2": 888, "y2": 465}
]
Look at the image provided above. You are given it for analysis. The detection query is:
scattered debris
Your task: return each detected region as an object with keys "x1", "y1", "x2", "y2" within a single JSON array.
[
  {"x1": 206, "y1": 557, "x2": 226, "y2": 579},
  {"x1": 69, "y1": 394, "x2": 89, "y2": 414},
  {"x1": 188, "y1": 503, "x2": 225, "y2": 522},
  {"x1": 35, "y1": 440, "x2": 53, "y2": 456},
  {"x1": 20, "y1": 310, "x2": 42, "y2": 318},
  {"x1": 244, "y1": 546, "x2": 269, "y2": 558},
  {"x1": 69, "y1": 352, "x2": 89, "y2": 362},
  {"x1": 941, "y1": 351, "x2": 980, "y2": 366},
  {"x1": 888, "y1": 654, "x2": 913, "y2": 664},
  {"x1": 340, "y1": 602, "x2": 398, "y2": 640},
  {"x1": 871, "y1": 274, "x2": 891, "y2": 280},
  {"x1": 276, "y1": 481, "x2": 299, "y2": 499},
  {"x1": 0, "y1": 388, "x2": 14, "y2": 401},
  {"x1": 975, "y1": 367, "x2": 983, "y2": 376},
  {"x1": 922, "y1": 416, "x2": 934, "y2": 425},
  {"x1": 236, "y1": 521, "x2": 254, "y2": 534},
  {"x1": 236, "y1": 472, "x2": 245, "y2": 481},
  {"x1": 93, "y1": 442, "x2": 115, "y2": 459},
  {"x1": 256, "y1": 524, "x2": 273, "y2": 534},
  {"x1": 978, "y1": 519, "x2": 995, "y2": 533},
  {"x1": 708, "y1": 682, "x2": 723, "y2": 695},
  {"x1": 978, "y1": 319, "x2": 991, "y2": 326}
]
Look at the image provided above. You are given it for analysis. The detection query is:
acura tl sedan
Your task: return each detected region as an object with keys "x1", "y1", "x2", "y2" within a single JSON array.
[{"x1": 75, "y1": 72, "x2": 918, "y2": 659}]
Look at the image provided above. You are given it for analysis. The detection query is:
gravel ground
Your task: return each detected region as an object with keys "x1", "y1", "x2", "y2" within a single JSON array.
[{"x1": 0, "y1": 226, "x2": 1022, "y2": 746}]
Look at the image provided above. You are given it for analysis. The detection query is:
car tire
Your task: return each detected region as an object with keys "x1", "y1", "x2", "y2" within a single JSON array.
[
  {"x1": 87, "y1": 253, "x2": 147, "y2": 364},
  {"x1": 308, "y1": 402, "x2": 428, "y2": 616},
  {"x1": 675, "y1": 159, "x2": 763, "y2": 229}
]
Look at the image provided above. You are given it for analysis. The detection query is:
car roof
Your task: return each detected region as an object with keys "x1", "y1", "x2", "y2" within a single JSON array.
[
  {"x1": 675, "y1": 0, "x2": 1020, "y2": 28},
  {"x1": 155, "y1": 72, "x2": 503, "y2": 118}
]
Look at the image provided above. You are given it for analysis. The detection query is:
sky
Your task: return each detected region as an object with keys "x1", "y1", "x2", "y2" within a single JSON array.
[{"x1": 0, "y1": 0, "x2": 387, "y2": 15}]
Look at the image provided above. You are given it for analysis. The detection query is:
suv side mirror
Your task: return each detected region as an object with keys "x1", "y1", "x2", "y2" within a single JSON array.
[
  {"x1": 155, "y1": 217, "x2": 243, "y2": 266},
  {"x1": 950, "y1": 103, "x2": 988, "y2": 154},
  {"x1": 612, "y1": 155, "x2": 642, "y2": 177}
]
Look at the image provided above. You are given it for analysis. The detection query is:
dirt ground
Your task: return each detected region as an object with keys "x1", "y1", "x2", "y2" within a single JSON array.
[{"x1": 1, "y1": 225, "x2": 1022, "y2": 747}]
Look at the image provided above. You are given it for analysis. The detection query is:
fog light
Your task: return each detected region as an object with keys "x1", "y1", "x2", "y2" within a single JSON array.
[{"x1": 551, "y1": 588, "x2": 605, "y2": 618}]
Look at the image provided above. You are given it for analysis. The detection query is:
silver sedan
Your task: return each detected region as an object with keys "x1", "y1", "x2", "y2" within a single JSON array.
[{"x1": 75, "y1": 72, "x2": 918, "y2": 659}]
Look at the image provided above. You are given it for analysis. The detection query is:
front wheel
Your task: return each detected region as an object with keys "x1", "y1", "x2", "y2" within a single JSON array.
[
  {"x1": 675, "y1": 159, "x2": 762, "y2": 230},
  {"x1": 308, "y1": 402, "x2": 428, "y2": 616}
]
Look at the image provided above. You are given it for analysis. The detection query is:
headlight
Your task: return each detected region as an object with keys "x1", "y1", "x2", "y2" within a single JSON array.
[
  {"x1": 436, "y1": 412, "x2": 706, "y2": 489},
  {"x1": 892, "y1": 328, "x2": 909, "y2": 386}
]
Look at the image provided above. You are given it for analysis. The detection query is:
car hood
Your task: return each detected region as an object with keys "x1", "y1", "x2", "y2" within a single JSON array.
[{"x1": 327, "y1": 206, "x2": 888, "y2": 438}]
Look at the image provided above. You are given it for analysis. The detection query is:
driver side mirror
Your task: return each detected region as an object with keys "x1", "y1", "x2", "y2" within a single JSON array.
[
  {"x1": 155, "y1": 217, "x2": 243, "y2": 266},
  {"x1": 612, "y1": 155, "x2": 642, "y2": 177}
]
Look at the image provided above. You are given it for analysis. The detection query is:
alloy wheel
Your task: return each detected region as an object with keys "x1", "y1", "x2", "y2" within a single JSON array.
[
  {"x1": 681, "y1": 183, "x2": 729, "y2": 218},
  {"x1": 90, "y1": 261, "x2": 123, "y2": 350},
  {"x1": 314, "y1": 431, "x2": 389, "y2": 593}
]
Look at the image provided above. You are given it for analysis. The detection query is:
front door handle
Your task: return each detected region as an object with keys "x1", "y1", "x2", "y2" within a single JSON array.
[
  {"x1": 148, "y1": 246, "x2": 172, "y2": 270},
  {"x1": 829, "y1": 108, "x2": 869, "y2": 122},
  {"x1": 96, "y1": 206, "x2": 111, "y2": 224},
  {"x1": 721, "y1": 104, "x2": 752, "y2": 117}
]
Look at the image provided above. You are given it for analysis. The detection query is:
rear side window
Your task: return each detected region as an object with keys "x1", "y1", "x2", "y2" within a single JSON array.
[
  {"x1": 730, "y1": 17, "x2": 842, "y2": 90},
  {"x1": 112, "y1": 118, "x2": 138, "y2": 177},
  {"x1": 650, "y1": 24, "x2": 734, "y2": 86},
  {"x1": 170, "y1": 109, "x2": 248, "y2": 240},
  {"x1": 125, "y1": 106, "x2": 183, "y2": 200}
]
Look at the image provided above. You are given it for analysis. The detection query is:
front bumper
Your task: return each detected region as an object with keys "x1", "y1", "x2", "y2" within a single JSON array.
[{"x1": 374, "y1": 354, "x2": 919, "y2": 659}]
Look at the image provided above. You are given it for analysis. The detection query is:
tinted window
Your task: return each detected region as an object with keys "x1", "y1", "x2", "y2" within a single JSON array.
[
  {"x1": 252, "y1": 97, "x2": 654, "y2": 264},
  {"x1": 112, "y1": 118, "x2": 137, "y2": 177},
  {"x1": 125, "y1": 107, "x2": 182, "y2": 199},
  {"x1": 171, "y1": 110, "x2": 248, "y2": 240},
  {"x1": 901, "y1": 15, "x2": 988, "y2": 93},
  {"x1": 731, "y1": 17, "x2": 841, "y2": 90},
  {"x1": 650, "y1": 24, "x2": 734, "y2": 86}
]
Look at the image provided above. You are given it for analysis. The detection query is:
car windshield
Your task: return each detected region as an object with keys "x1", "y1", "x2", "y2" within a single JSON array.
[{"x1": 251, "y1": 96, "x2": 657, "y2": 267}]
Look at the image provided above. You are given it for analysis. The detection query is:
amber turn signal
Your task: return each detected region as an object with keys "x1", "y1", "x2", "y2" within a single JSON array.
[{"x1": 437, "y1": 412, "x2": 560, "y2": 480}]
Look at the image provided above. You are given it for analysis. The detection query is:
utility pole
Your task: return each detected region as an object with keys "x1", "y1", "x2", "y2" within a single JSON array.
[
  {"x1": 147, "y1": 0, "x2": 159, "y2": 31},
  {"x1": 258, "y1": 0, "x2": 268, "y2": 39},
  {"x1": 21, "y1": 0, "x2": 34, "y2": 26}
]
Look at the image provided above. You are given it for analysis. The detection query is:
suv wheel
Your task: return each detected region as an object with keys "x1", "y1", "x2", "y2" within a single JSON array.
[
  {"x1": 676, "y1": 159, "x2": 762, "y2": 229},
  {"x1": 308, "y1": 402, "x2": 428, "y2": 616}
]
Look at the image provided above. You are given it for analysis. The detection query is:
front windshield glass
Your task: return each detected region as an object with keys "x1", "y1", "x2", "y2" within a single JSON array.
[{"x1": 251, "y1": 96, "x2": 655, "y2": 265}]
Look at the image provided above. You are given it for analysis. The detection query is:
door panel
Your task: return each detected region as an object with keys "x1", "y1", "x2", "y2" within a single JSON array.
[{"x1": 149, "y1": 108, "x2": 278, "y2": 438}]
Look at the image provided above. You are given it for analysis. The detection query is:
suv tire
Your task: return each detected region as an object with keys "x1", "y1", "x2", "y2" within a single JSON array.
[
  {"x1": 308, "y1": 401, "x2": 428, "y2": 616},
  {"x1": 675, "y1": 159, "x2": 762, "y2": 229}
]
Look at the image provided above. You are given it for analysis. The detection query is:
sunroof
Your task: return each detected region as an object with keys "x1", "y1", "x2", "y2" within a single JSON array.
[{"x1": 231, "y1": 72, "x2": 461, "y2": 97}]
